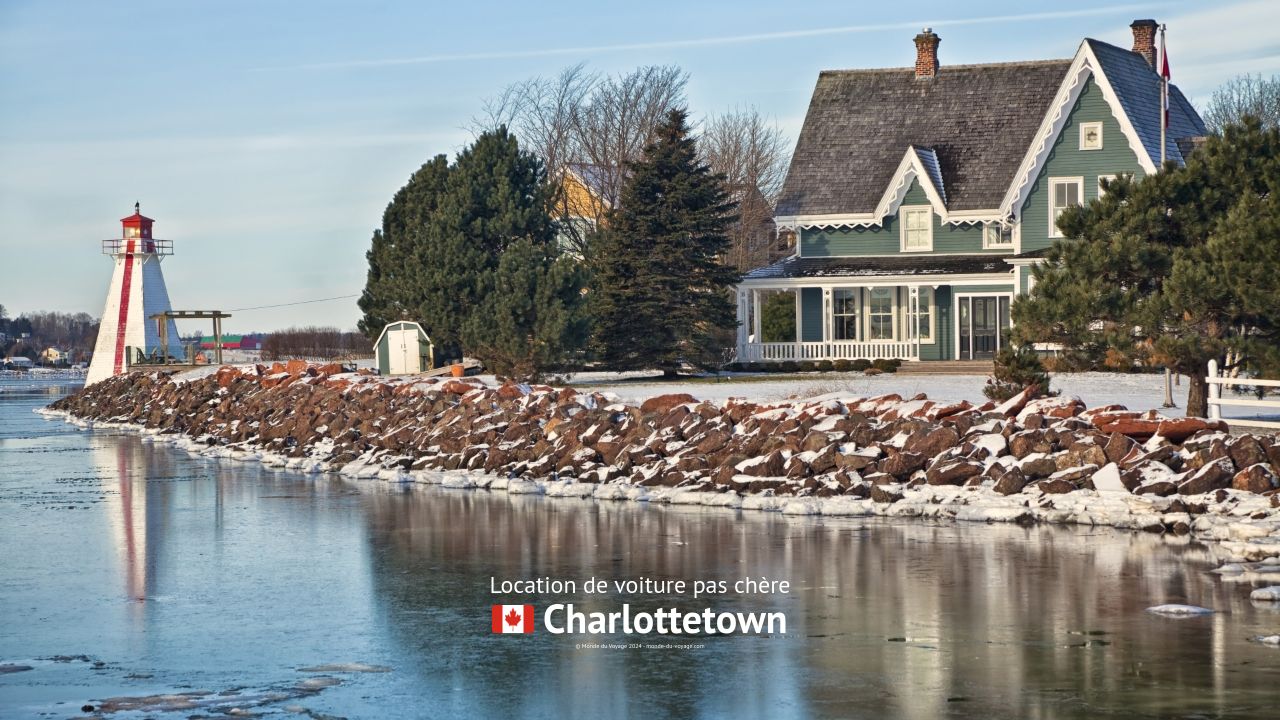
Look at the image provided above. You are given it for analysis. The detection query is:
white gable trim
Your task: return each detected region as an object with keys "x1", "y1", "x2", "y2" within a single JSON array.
[
  {"x1": 776, "y1": 147, "x2": 1007, "y2": 231},
  {"x1": 999, "y1": 41, "x2": 1158, "y2": 239}
]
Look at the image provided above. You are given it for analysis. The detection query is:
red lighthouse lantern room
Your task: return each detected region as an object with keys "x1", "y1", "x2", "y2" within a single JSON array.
[{"x1": 120, "y1": 201, "x2": 156, "y2": 253}]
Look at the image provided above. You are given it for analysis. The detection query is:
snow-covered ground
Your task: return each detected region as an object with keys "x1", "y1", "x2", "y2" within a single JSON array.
[{"x1": 563, "y1": 371, "x2": 1277, "y2": 426}]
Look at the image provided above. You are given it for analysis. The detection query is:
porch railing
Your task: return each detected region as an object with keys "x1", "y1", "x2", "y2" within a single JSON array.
[{"x1": 737, "y1": 341, "x2": 919, "y2": 363}]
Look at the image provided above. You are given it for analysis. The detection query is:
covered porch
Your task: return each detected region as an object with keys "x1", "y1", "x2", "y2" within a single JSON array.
[{"x1": 734, "y1": 256, "x2": 1016, "y2": 363}]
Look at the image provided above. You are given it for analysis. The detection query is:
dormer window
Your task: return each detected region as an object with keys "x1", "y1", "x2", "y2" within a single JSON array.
[
  {"x1": 983, "y1": 222, "x2": 1014, "y2": 249},
  {"x1": 900, "y1": 206, "x2": 933, "y2": 251},
  {"x1": 1080, "y1": 122, "x2": 1103, "y2": 150}
]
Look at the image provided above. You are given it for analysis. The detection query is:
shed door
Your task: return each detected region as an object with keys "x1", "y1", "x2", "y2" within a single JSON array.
[{"x1": 388, "y1": 327, "x2": 412, "y2": 374}]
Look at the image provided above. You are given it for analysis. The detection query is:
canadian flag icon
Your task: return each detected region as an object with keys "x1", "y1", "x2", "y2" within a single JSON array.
[{"x1": 492, "y1": 604, "x2": 535, "y2": 634}]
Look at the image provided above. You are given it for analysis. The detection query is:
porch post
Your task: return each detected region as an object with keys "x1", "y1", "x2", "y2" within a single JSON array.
[
  {"x1": 736, "y1": 289, "x2": 749, "y2": 354},
  {"x1": 822, "y1": 287, "x2": 833, "y2": 354},
  {"x1": 751, "y1": 289, "x2": 762, "y2": 343},
  {"x1": 908, "y1": 285, "x2": 920, "y2": 361}
]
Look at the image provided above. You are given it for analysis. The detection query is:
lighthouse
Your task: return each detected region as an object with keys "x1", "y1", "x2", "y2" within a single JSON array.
[{"x1": 86, "y1": 204, "x2": 183, "y2": 386}]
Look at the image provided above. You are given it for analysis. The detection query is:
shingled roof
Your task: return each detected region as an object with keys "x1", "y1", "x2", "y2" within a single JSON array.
[
  {"x1": 742, "y1": 254, "x2": 1012, "y2": 281},
  {"x1": 775, "y1": 59, "x2": 1072, "y2": 218}
]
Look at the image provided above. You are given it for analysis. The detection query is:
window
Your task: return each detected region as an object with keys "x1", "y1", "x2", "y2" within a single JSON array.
[
  {"x1": 867, "y1": 288, "x2": 895, "y2": 340},
  {"x1": 1049, "y1": 178, "x2": 1083, "y2": 238},
  {"x1": 909, "y1": 287, "x2": 934, "y2": 342},
  {"x1": 982, "y1": 223, "x2": 1014, "y2": 249},
  {"x1": 1097, "y1": 174, "x2": 1118, "y2": 197},
  {"x1": 832, "y1": 289, "x2": 859, "y2": 340},
  {"x1": 900, "y1": 206, "x2": 932, "y2": 251},
  {"x1": 1079, "y1": 121, "x2": 1103, "y2": 150}
]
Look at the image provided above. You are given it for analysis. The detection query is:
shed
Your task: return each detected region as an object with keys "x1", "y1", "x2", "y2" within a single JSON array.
[{"x1": 374, "y1": 321, "x2": 434, "y2": 376}]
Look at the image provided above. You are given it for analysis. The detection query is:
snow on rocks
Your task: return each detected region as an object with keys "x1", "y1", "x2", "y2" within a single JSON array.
[{"x1": 44, "y1": 365, "x2": 1280, "y2": 557}]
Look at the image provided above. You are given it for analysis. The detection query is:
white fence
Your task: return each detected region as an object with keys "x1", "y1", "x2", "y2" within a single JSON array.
[
  {"x1": 737, "y1": 341, "x2": 919, "y2": 363},
  {"x1": 1207, "y1": 359, "x2": 1280, "y2": 430}
]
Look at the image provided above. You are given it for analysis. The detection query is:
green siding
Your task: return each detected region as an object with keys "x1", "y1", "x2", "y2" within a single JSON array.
[
  {"x1": 920, "y1": 287, "x2": 953, "y2": 361},
  {"x1": 1019, "y1": 77, "x2": 1145, "y2": 253},
  {"x1": 800, "y1": 180, "x2": 1004, "y2": 257},
  {"x1": 952, "y1": 284, "x2": 1014, "y2": 294},
  {"x1": 800, "y1": 288, "x2": 823, "y2": 342}
]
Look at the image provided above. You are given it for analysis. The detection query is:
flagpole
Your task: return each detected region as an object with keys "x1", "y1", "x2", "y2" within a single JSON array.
[{"x1": 1159, "y1": 24, "x2": 1167, "y2": 168}]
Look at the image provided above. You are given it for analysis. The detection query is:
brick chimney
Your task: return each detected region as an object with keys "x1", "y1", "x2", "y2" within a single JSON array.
[
  {"x1": 914, "y1": 28, "x2": 940, "y2": 79},
  {"x1": 1130, "y1": 19, "x2": 1158, "y2": 69}
]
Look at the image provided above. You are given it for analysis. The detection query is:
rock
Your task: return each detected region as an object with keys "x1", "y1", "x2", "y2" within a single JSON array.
[
  {"x1": 1103, "y1": 432, "x2": 1137, "y2": 464},
  {"x1": 1018, "y1": 455, "x2": 1058, "y2": 480},
  {"x1": 1155, "y1": 417, "x2": 1228, "y2": 443},
  {"x1": 1047, "y1": 464, "x2": 1097, "y2": 486},
  {"x1": 1057, "y1": 443, "x2": 1107, "y2": 471},
  {"x1": 1228, "y1": 436, "x2": 1269, "y2": 469},
  {"x1": 1232, "y1": 464, "x2": 1278, "y2": 494},
  {"x1": 285, "y1": 358, "x2": 308, "y2": 375},
  {"x1": 1009, "y1": 431, "x2": 1053, "y2": 459},
  {"x1": 992, "y1": 467, "x2": 1028, "y2": 495},
  {"x1": 902, "y1": 426, "x2": 960, "y2": 458},
  {"x1": 870, "y1": 485, "x2": 904, "y2": 503},
  {"x1": 695, "y1": 430, "x2": 731, "y2": 455},
  {"x1": 1035, "y1": 478, "x2": 1077, "y2": 494},
  {"x1": 1134, "y1": 481, "x2": 1178, "y2": 497},
  {"x1": 1177, "y1": 458, "x2": 1234, "y2": 496},
  {"x1": 737, "y1": 450, "x2": 786, "y2": 477},
  {"x1": 925, "y1": 460, "x2": 983, "y2": 486},
  {"x1": 1090, "y1": 463, "x2": 1128, "y2": 493},
  {"x1": 640, "y1": 393, "x2": 697, "y2": 414},
  {"x1": 879, "y1": 451, "x2": 926, "y2": 479}
]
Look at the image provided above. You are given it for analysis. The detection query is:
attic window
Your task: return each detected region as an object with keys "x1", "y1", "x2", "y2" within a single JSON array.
[
  {"x1": 900, "y1": 206, "x2": 933, "y2": 252},
  {"x1": 983, "y1": 223, "x2": 1014, "y2": 249},
  {"x1": 1080, "y1": 122, "x2": 1103, "y2": 150}
]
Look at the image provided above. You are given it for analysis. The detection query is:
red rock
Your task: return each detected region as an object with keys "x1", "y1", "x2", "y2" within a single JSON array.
[
  {"x1": 925, "y1": 460, "x2": 983, "y2": 486},
  {"x1": 441, "y1": 380, "x2": 476, "y2": 395},
  {"x1": 902, "y1": 426, "x2": 960, "y2": 458},
  {"x1": 1035, "y1": 478, "x2": 1076, "y2": 494},
  {"x1": 496, "y1": 382, "x2": 525, "y2": 400},
  {"x1": 316, "y1": 362, "x2": 344, "y2": 376},
  {"x1": 1177, "y1": 458, "x2": 1234, "y2": 495},
  {"x1": 215, "y1": 366, "x2": 240, "y2": 388},
  {"x1": 1155, "y1": 417, "x2": 1228, "y2": 443},
  {"x1": 1232, "y1": 464, "x2": 1278, "y2": 494},
  {"x1": 557, "y1": 387, "x2": 578, "y2": 402},
  {"x1": 923, "y1": 400, "x2": 974, "y2": 421},
  {"x1": 640, "y1": 393, "x2": 697, "y2": 414},
  {"x1": 993, "y1": 386, "x2": 1035, "y2": 416},
  {"x1": 285, "y1": 359, "x2": 308, "y2": 375}
]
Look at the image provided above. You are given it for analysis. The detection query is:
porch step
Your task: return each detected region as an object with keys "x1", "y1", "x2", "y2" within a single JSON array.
[{"x1": 897, "y1": 360, "x2": 994, "y2": 375}]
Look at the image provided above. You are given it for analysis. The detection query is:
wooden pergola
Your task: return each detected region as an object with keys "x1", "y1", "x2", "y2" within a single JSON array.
[{"x1": 149, "y1": 310, "x2": 231, "y2": 365}]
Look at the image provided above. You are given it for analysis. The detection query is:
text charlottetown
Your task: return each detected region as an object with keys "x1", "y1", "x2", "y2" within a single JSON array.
[{"x1": 543, "y1": 603, "x2": 786, "y2": 635}]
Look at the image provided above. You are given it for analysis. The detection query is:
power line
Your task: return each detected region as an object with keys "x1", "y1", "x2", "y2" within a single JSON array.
[{"x1": 226, "y1": 294, "x2": 358, "y2": 312}]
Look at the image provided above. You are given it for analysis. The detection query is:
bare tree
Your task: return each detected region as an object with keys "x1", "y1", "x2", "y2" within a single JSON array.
[
  {"x1": 261, "y1": 327, "x2": 371, "y2": 361},
  {"x1": 1203, "y1": 74, "x2": 1280, "y2": 133},
  {"x1": 477, "y1": 64, "x2": 688, "y2": 258},
  {"x1": 700, "y1": 107, "x2": 792, "y2": 272}
]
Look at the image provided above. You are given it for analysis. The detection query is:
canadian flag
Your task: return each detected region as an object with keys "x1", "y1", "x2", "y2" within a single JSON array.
[{"x1": 492, "y1": 604, "x2": 535, "y2": 634}]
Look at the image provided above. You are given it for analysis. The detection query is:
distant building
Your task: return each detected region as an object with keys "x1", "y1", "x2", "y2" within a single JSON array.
[
  {"x1": 39, "y1": 347, "x2": 68, "y2": 364},
  {"x1": 4, "y1": 357, "x2": 34, "y2": 370}
]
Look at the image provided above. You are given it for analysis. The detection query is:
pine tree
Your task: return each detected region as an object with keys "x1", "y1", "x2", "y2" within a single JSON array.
[
  {"x1": 984, "y1": 344, "x2": 1054, "y2": 401},
  {"x1": 410, "y1": 127, "x2": 557, "y2": 359},
  {"x1": 591, "y1": 109, "x2": 739, "y2": 374},
  {"x1": 461, "y1": 239, "x2": 589, "y2": 380},
  {"x1": 1013, "y1": 117, "x2": 1280, "y2": 416},
  {"x1": 357, "y1": 155, "x2": 450, "y2": 339}
]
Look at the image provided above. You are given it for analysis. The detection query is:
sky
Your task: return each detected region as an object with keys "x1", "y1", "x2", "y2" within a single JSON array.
[{"x1": 1, "y1": 0, "x2": 1276, "y2": 334}]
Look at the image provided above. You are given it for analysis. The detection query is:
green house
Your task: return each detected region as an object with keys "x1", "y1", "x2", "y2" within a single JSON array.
[{"x1": 737, "y1": 19, "x2": 1205, "y2": 363}]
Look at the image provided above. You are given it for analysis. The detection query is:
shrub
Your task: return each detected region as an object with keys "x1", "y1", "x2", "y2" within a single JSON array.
[
  {"x1": 797, "y1": 361, "x2": 817, "y2": 372},
  {"x1": 871, "y1": 358, "x2": 900, "y2": 373},
  {"x1": 864, "y1": 368, "x2": 882, "y2": 376},
  {"x1": 851, "y1": 358, "x2": 872, "y2": 372},
  {"x1": 832, "y1": 359, "x2": 853, "y2": 372},
  {"x1": 779, "y1": 360, "x2": 800, "y2": 373},
  {"x1": 816, "y1": 360, "x2": 834, "y2": 372},
  {"x1": 983, "y1": 344, "x2": 1055, "y2": 401}
]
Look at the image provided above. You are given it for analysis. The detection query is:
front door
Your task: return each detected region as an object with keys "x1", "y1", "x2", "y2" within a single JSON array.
[{"x1": 958, "y1": 296, "x2": 1010, "y2": 360}]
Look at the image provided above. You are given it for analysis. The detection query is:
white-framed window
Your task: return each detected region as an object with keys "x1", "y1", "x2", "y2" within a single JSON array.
[
  {"x1": 1049, "y1": 177, "x2": 1083, "y2": 238},
  {"x1": 899, "y1": 205, "x2": 933, "y2": 252},
  {"x1": 867, "y1": 287, "x2": 895, "y2": 340},
  {"x1": 832, "y1": 289, "x2": 859, "y2": 341},
  {"x1": 907, "y1": 287, "x2": 935, "y2": 343},
  {"x1": 1079, "y1": 121, "x2": 1103, "y2": 150},
  {"x1": 982, "y1": 222, "x2": 1014, "y2": 249},
  {"x1": 1097, "y1": 174, "x2": 1118, "y2": 197}
]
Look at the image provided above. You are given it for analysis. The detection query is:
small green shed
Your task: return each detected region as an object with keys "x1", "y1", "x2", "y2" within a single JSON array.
[{"x1": 374, "y1": 321, "x2": 433, "y2": 376}]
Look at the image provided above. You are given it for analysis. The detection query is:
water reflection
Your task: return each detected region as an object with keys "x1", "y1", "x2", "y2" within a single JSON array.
[
  {"x1": 2, "y1": 380, "x2": 1278, "y2": 719},
  {"x1": 359, "y1": 484, "x2": 1279, "y2": 719}
]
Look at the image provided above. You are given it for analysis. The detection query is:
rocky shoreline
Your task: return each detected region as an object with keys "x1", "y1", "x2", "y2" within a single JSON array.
[{"x1": 44, "y1": 362, "x2": 1280, "y2": 560}]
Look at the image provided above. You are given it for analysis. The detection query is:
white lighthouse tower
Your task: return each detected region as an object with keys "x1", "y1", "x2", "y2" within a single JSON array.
[{"x1": 86, "y1": 204, "x2": 182, "y2": 386}]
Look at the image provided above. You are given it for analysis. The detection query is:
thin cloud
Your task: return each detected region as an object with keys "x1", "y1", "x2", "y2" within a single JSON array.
[{"x1": 258, "y1": 5, "x2": 1161, "y2": 72}]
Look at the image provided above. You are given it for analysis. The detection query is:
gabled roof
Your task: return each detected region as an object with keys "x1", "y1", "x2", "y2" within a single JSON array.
[
  {"x1": 1084, "y1": 39, "x2": 1205, "y2": 166},
  {"x1": 741, "y1": 254, "x2": 1012, "y2": 281},
  {"x1": 775, "y1": 60, "x2": 1072, "y2": 220}
]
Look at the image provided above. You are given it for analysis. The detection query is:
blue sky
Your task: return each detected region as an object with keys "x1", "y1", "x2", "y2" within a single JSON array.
[{"x1": 1, "y1": 0, "x2": 1276, "y2": 333}]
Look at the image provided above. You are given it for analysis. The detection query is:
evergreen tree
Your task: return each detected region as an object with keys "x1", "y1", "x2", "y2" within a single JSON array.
[
  {"x1": 1013, "y1": 117, "x2": 1280, "y2": 416},
  {"x1": 461, "y1": 238, "x2": 589, "y2": 380},
  {"x1": 983, "y1": 344, "x2": 1054, "y2": 401},
  {"x1": 760, "y1": 292, "x2": 796, "y2": 343},
  {"x1": 591, "y1": 109, "x2": 739, "y2": 374},
  {"x1": 412, "y1": 127, "x2": 556, "y2": 357},
  {"x1": 357, "y1": 155, "x2": 450, "y2": 339}
]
